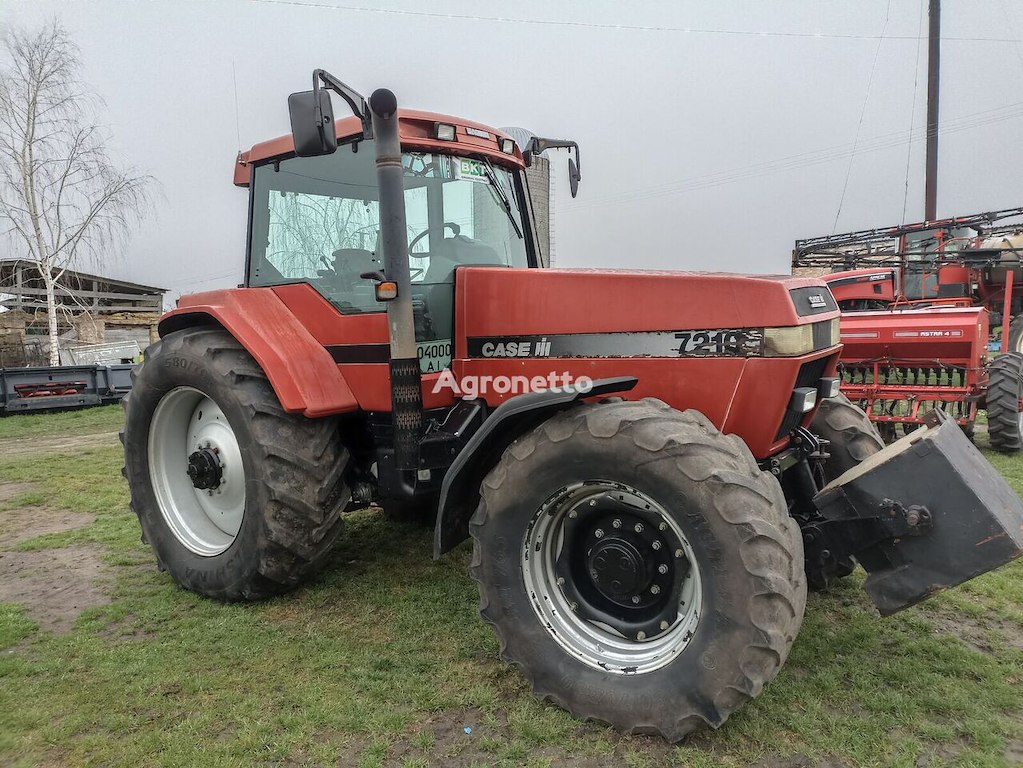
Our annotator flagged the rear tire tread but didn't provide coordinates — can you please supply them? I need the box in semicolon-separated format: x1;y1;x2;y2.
123;328;348;599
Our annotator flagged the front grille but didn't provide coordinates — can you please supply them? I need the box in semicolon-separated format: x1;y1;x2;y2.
812;320;835;351
774;355;833;442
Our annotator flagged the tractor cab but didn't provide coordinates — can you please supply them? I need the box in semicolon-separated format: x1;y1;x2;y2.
235;85;578;369
244;133;532;326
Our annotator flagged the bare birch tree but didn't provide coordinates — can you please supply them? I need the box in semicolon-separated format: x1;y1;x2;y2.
0;20;151;365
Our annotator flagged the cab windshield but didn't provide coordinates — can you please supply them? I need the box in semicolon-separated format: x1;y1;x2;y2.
247;142;529;371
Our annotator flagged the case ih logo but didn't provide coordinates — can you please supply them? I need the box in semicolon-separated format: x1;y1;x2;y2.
478;338;553;357
807;293;828;309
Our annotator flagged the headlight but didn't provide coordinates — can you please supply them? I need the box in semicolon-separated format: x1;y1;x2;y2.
789;387;818;413
763;325;814;357
763;318;841;357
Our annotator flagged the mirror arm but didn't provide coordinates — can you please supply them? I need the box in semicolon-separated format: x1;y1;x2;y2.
524;137;581;179
312;68;373;139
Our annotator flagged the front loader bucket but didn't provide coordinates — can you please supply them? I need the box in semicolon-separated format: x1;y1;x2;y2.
813;409;1023;615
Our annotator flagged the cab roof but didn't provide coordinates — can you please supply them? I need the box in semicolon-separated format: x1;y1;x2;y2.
234;109;525;187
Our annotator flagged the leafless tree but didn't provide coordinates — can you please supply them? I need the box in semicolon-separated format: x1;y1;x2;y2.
0;20;151;365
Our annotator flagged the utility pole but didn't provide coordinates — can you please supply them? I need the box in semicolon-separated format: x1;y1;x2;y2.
924;0;940;221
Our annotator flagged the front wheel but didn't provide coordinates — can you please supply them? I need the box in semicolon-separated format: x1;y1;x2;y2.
808;393;884;585
469;399;806;740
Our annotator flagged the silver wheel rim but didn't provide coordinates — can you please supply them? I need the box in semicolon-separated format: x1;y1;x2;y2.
522;480;703;675
148;387;245;556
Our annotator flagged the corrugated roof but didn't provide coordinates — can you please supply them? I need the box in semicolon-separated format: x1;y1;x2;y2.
0;260;167;294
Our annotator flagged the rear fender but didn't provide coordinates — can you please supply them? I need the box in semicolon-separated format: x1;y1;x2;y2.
159;288;358;417
433;376;638;558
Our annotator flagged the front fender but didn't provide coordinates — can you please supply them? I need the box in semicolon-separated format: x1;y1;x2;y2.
159;288;358;418
433;376;638;558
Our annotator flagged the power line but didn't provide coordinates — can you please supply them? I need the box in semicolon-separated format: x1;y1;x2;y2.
998;0;1023;77
245;0;1023;43
902;0;926;223
833;0;891;233
575;101;1023;206
562;103;1023;210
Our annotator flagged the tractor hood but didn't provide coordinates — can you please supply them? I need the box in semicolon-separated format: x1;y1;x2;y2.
456;268;839;334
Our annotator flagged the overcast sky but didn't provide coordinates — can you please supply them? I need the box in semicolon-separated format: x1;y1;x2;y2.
4;0;1023;298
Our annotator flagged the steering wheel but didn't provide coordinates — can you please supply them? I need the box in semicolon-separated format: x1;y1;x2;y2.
408;222;461;254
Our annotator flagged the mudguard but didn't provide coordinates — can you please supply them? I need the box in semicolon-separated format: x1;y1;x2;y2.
814;409;1023;614
159;288;358;418
433;376;638;558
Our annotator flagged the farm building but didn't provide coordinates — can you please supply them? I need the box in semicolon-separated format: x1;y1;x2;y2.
0;261;167;367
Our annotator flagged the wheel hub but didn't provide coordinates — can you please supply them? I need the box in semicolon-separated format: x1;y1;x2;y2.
554;493;690;640
187;447;223;490
147;387;246;557
587;537;647;600
523;481;704;674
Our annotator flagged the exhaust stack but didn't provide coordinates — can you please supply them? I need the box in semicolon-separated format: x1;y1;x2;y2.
368;89;423;471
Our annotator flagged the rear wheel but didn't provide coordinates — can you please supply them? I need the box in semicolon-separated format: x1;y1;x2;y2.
122;327;350;600
469;399;805;740
809;393;885;585
987;352;1023;453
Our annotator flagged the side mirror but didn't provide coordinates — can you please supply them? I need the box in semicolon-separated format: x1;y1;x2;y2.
568;158;580;199
524;137;581;198
288;89;337;157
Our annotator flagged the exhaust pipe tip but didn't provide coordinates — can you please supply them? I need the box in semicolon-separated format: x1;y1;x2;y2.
369;88;398;120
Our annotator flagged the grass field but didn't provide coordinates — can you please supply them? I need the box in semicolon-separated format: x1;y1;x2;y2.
0;405;1021;767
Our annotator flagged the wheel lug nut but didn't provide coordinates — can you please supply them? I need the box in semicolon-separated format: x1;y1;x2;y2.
589;499;597;506
636;631;646;640
658;564;668;574
675;549;684;559
651;540;661;550
659;522;667;531
612;519;622;529
659;620;670;631
594;528;604;538
556;576;565;586
631;595;640;604
569;601;578;611
650;585;660;595
569;510;578;519
634;523;644;533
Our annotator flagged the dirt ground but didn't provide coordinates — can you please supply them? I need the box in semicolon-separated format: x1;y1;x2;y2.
0;430;120;457
0;476;110;634
0;543;111;633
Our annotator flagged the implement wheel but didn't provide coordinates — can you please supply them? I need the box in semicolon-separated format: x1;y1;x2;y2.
469;399;806;741
987;352;1023;453
1009;316;1023;355
122;328;349;600
809;393;885;586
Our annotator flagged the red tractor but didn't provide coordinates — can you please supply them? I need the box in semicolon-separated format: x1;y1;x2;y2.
122;71;1023;741
793;208;1023;450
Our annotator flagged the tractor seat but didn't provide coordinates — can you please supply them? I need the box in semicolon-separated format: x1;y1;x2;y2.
333;248;381;279
424;236;503;284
